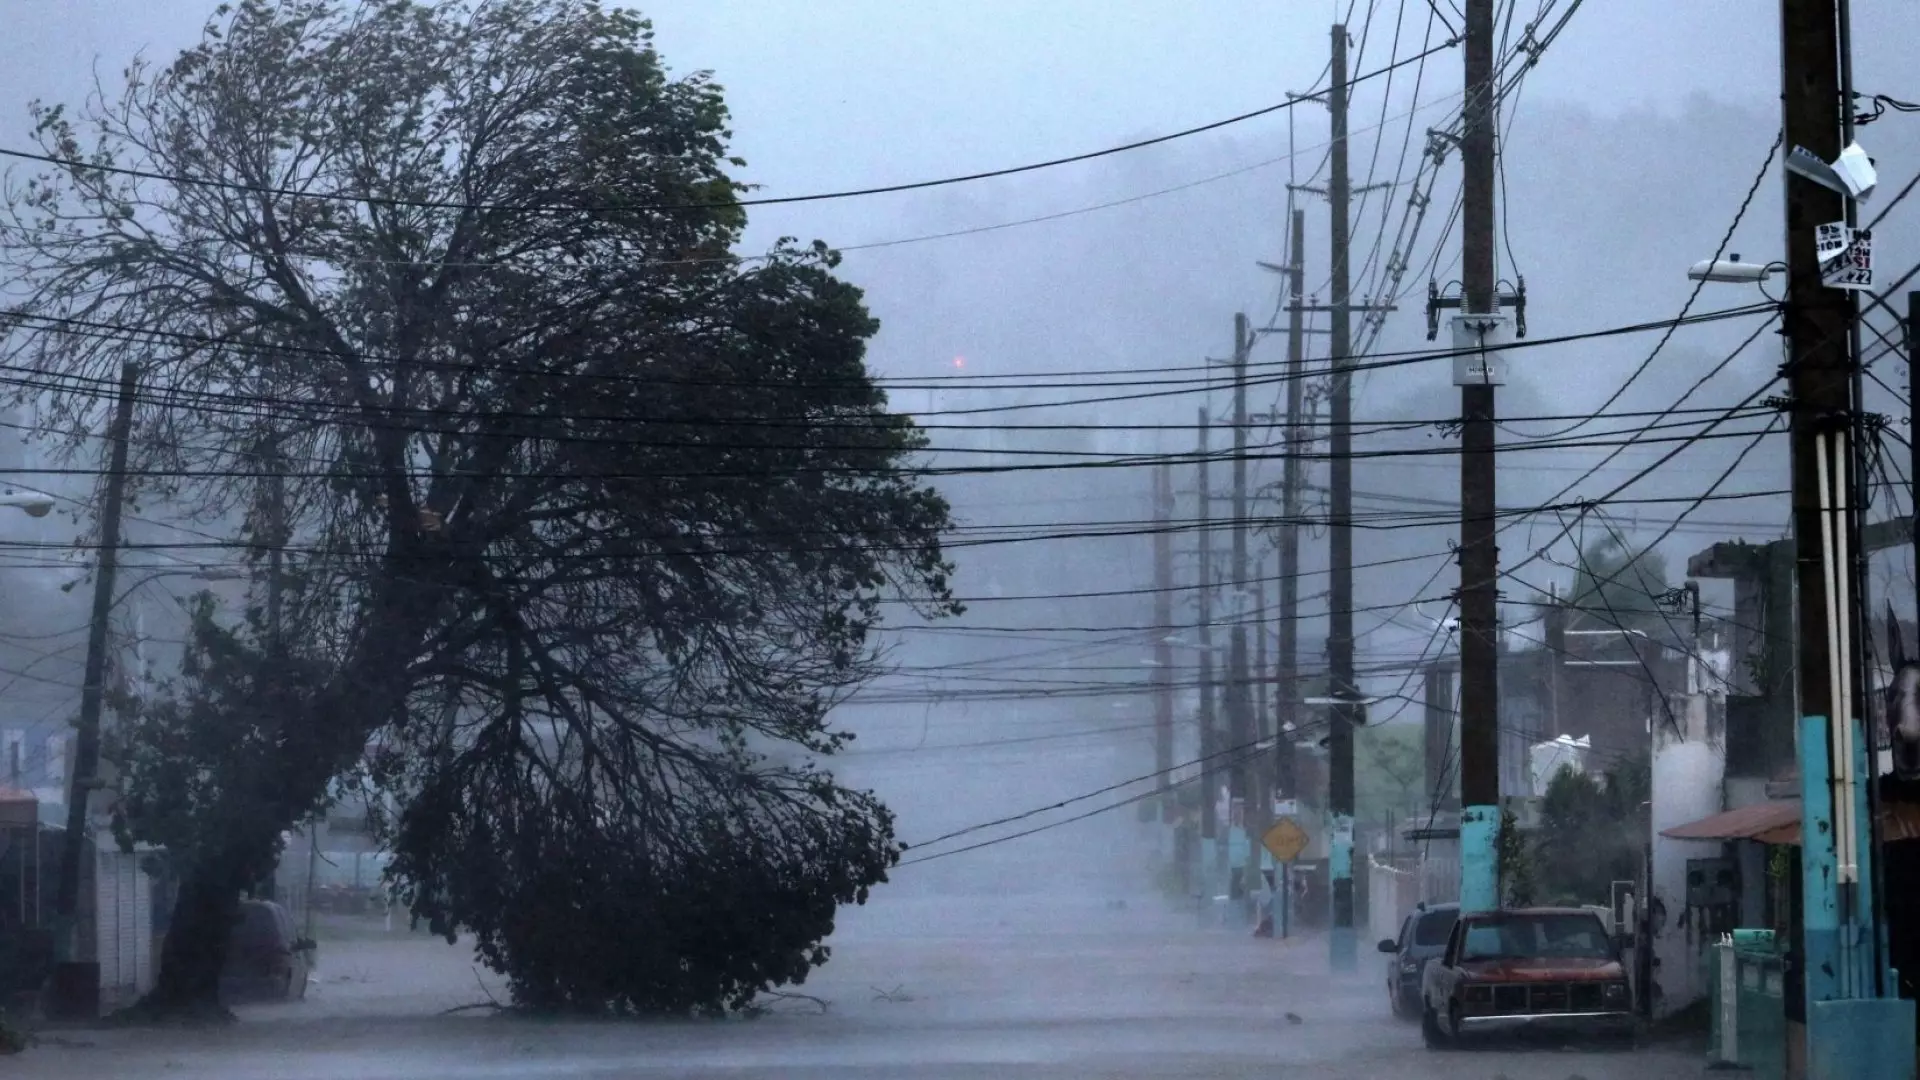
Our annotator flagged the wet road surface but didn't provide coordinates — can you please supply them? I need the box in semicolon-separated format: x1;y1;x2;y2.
11;896;1711;1079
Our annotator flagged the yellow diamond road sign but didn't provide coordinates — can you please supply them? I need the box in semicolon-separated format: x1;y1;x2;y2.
1262;816;1309;863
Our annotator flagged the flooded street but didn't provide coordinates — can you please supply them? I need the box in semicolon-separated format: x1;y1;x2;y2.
14;896;1709;1079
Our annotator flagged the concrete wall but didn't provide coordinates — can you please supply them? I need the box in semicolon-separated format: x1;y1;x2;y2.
1649;694;1726;1020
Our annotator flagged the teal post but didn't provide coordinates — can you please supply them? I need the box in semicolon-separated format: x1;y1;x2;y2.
1328;813;1355;971
1799;715;1916;1079
1459;804;1499;914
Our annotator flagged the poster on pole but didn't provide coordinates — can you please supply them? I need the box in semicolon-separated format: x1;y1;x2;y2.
1817;222;1873;291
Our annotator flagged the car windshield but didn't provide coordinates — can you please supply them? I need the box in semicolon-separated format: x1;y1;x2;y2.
1460;913;1615;961
1412;909;1458;947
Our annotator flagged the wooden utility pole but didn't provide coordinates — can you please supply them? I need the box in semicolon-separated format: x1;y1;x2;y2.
1227;312;1256;903
1196;408;1217;848
51;360;139;1003
1454;0;1503;917
1422;661;1457;813
1909;292;1918;605
1780;1;1912;1073
1325;19;1359;972
1255;557;1269;761
1276;209;1307;806
1152;462;1175;814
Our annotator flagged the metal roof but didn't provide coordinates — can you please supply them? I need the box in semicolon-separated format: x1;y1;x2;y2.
1659;799;1801;841
1661;797;1920;846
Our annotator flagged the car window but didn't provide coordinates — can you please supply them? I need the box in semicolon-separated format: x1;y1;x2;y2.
1412;909;1457;947
1396;916;1412;950
1462;923;1505;959
1459;913;1616;961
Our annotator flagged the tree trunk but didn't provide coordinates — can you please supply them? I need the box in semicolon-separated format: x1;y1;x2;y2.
123;847;257;1023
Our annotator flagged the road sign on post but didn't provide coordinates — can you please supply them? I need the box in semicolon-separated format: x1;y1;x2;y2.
1263;816;1309;864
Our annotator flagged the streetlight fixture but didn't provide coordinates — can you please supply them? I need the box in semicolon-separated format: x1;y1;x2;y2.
0;488;57;518
58;565;247;595
1686;254;1785;284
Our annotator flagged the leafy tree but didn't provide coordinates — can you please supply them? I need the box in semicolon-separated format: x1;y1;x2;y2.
1553;535;1675;636
4;0;956;1018
1497;806;1536;908
1354;724;1424;821
1531;758;1648;906
104;597;332;1019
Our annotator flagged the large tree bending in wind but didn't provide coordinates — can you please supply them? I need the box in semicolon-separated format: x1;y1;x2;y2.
2;0;956;1017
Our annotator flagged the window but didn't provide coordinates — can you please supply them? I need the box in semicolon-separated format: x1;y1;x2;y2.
1413;909;1458;947
1459;913;1616;962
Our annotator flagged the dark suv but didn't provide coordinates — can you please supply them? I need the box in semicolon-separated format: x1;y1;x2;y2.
1379;902;1459;1018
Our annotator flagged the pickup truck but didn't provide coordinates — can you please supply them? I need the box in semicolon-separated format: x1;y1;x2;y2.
1419;906;1634;1048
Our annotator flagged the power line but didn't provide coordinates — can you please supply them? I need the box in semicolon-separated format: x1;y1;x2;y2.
1498;129;1784;440
0;299;1777;403
0;41;1461;216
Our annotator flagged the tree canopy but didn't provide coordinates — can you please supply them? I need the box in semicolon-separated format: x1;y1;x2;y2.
1530;759;1649;907
4;0;957;1016
1544;534;1676;638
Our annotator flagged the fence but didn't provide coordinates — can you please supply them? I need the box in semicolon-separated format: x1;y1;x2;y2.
1368;856;1422;946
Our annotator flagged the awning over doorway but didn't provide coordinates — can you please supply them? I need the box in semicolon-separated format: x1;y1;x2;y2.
1661;800;1801;842
1661;798;1920;846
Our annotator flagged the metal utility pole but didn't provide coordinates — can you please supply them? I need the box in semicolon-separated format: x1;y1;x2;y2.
1153;462;1175;815
1780;0;1913;1073
1196;408;1217;851
1227;312;1256;906
1276;209;1307;807
51;361;139;1006
1454;0;1504;918
1325;20;1360;973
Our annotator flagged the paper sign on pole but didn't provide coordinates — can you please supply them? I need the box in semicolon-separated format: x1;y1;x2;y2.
1816;222;1873;291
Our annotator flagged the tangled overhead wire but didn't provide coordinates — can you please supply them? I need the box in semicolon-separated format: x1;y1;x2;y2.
1853;92;1920;127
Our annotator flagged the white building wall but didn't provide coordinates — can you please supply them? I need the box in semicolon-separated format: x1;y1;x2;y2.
1649;694;1725;1020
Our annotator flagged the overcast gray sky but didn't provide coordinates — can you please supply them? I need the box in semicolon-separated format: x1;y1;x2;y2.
2;2;1917;864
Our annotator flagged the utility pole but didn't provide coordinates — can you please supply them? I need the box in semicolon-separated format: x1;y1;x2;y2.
1909;292;1918;602
1153;462;1175;817
1780;0;1913;1074
1227;312;1256;909
1255;557;1269;762
1422;661;1458;814
1276;209;1307;809
50;360;139;1013
258;434;315;943
1453;0;1504;918
1196;408;1217;858
1325;20;1360;974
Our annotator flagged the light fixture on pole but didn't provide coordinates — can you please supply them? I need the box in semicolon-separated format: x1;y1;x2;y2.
0;488;57;518
1686;254;1785;284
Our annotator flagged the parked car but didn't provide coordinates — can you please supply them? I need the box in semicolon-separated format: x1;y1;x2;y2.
1377;902;1458;1018
1419;906;1633;1049
221;899;314;1003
